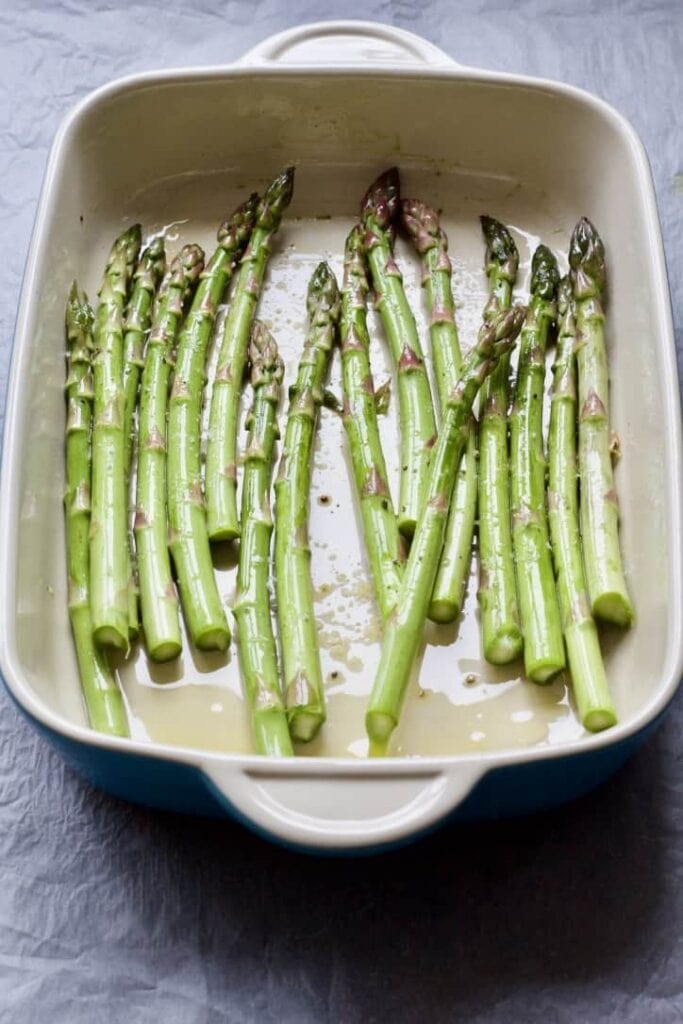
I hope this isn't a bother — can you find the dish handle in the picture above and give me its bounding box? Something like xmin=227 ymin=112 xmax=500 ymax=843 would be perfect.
xmin=201 ymin=760 xmax=483 ymax=850
xmin=237 ymin=20 xmax=460 ymax=71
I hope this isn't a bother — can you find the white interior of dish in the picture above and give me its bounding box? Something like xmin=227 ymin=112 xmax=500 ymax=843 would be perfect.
xmin=9 ymin=70 xmax=678 ymax=758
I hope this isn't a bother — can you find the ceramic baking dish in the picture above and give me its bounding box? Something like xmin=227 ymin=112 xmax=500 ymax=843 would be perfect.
xmin=1 ymin=21 xmax=681 ymax=853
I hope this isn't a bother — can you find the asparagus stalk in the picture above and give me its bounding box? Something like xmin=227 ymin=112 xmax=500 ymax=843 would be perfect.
xmin=476 ymin=216 xmax=523 ymax=664
xmin=90 ymin=224 xmax=141 ymax=650
xmin=121 ymin=237 xmax=166 ymax=641
xmin=167 ymin=196 xmax=258 ymax=650
xmin=275 ymin=262 xmax=341 ymax=742
xmin=510 ymin=245 xmax=565 ymax=682
xmin=65 ymin=284 xmax=128 ymax=735
xmin=569 ymin=217 xmax=634 ymax=627
xmin=361 ymin=168 xmax=436 ymax=537
xmin=340 ymin=224 xmax=404 ymax=620
xmin=366 ymin=306 xmax=526 ymax=755
xmin=123 ymin=237 xmax=166 ymax=474
xmin=136 ymin=244 xmax=204 ymax=662
xmin=207 ymin=167 xmax=295 ymax=541
xmin=548 ymin=278 xmax=617 ymax=730
xmin=234 ymin=322 xmax=293 ymax=756
xmin=401 ymin=198 xmax=478 ymax=622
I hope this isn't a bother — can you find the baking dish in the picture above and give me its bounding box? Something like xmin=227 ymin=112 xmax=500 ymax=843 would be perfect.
xmin=0 ymin=21 xmax=681 ymax=853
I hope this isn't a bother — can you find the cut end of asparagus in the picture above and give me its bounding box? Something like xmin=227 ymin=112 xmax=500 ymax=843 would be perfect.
xmin=361 ymin=167 xmax=400 ymax=231
xmin=583 ymin=706 xmax=618 ymax=733
xmin=306 ymin=261 xmax=341 ymax=323
xmin=592 ymin=590 xmax=634 ymax=628
xmin=288 ymin=708 xmax=325 ymax=743
xmin=217 ymin=193 xmax=260 ymax=251
xmin=92 ymin=623 xmax=129 ymax=654
xmin=484 ymin=629 xmax=523 ymax=666
xmin=569 ymin=216 xmax=606 ymax=299
xmin=480 ymin=215 xmax=519 ymax=281
xmin=428 ymin=597 xmax=460 ymax=624
xmin=527 ymin=659 xmax=565 ymax=685
xmin=365 ymin=711 xmax=395 ymax=757
xmin=148 ymin=638 xmax=183 ymax=663
xmin=400 ymin=198 xmax=442 ymax=254
xmin=257 ymin=166 xmax=296 ymax=229
xmin=530 ymin=244 xmax=560 ymax=300
xmin=194 ymin=624 xmax=231 ymax=652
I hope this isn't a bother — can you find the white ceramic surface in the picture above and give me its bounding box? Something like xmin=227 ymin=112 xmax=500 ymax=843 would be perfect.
xmin=0 ymin=22 xmax=681 ymax=849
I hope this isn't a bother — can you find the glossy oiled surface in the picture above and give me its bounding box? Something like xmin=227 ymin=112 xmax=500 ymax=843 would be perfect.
xmin=1 ymin=6 xmax=683 ymax=1023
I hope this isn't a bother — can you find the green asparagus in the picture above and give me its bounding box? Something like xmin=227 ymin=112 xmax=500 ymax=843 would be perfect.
xmin=361 ymin=168 xmax=436 ymax=537
xmin=167 ymin=196 xmax=258 ymax=650
xmin=569 ymin=217 xmax=634 ymax=627
xmin=234 ymin=322 xmax=294 ymax=756
xmin=275 ymin=262 xmax=341 ymax=742
xmin=65 ymin=284 xmax=128 ymax=735
xmin=367 ymin=305 xmax=526 ymax=756
xmin=207 ymin=167 xmax=295 ymax=541
xmin=340 ymin=223 xmax=403 ymax=620
xmin=123 ymin=237 xmax=166 ymax=474
xmin=122 ymin=236 xmax=166 ymax=640
xmin=136 ymin=244 xmax=204 ymax=662
xmin=401 ymin=198 xmax=478 ymax=622
xmin=477 ymin=216 xmax=523 ymax=664
xmin=548 ymin=278 xmax=617 ymax=730
xmin=510 ymin=244 xmax=565 ymax=682
xmin=90 ymin=224 xmax=141 ymax=651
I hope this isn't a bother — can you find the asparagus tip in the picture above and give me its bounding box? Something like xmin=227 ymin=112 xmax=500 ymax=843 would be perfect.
xmin=144 ymin=234 xmax=166 ymax=260
xmin=530 ymin=244 xmax=560 ymax=299
xmin=170 ymin=242 xmax=205 ymax=287
xmin=480 ymin=214 xmax=519 ymax=277
xmin=258 ymin=166 xmax=296 ymax=228
xmin=568 ymin=216 xmax=606 ymax=297
xmin=400 ymin=197 xmax=442 ymax=252
xmin=218 ymin=192 xmax=260 ymax=249
xmin=248 ymin=320 xmax=284 ymax=391
xmin=306 ymin=261 xmax=341 ymax=322
xmin=361 ymin=167 xmax=400 ymax=230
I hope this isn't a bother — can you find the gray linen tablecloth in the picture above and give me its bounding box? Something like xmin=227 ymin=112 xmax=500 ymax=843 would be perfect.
xmin=0 ymin=1 xmax=681 ymax=1020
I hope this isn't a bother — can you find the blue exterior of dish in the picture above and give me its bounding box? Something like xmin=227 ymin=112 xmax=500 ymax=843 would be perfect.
xmin=8 ymin=683 xmax=667 ymax=854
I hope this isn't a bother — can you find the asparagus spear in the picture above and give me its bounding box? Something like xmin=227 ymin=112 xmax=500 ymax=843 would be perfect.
xmin=510 ymin=245 xmax=565 ymax=682
xmin=121 ymin=236 xmax=166 ymax=641
xmin=366 ymin=305 xmax=526 ymax=755
xmin=207 ymin=167 xmax=295 ymax=542
xmin=340 ymin=224 xmax=404 ymax=620
xmin=569 ymin=217 xmax=634 ymax=627
xmin=548 ymin=278 xmax=617 ymax=730
xmin=401 ymin=198 xmax=478 ymax=622
xmin=234 ymin=322 xmax=293 ymax=756
xmin=361 ymin=168 xmax=436 ymax=537
xmin=123 ymin=237 xmax=166 ymax=474
xmin=275 ymin=262 xmax=341 ymax=742
xmin=65 ymin=284 xmax=128 ymax=735
xmin=136 ymin=244 xmax=204 ymax=662
xmin=90 ymin=224 xmax=141 ymax=650
xmin=167 ymin=196 xmax=258 ymax=650
xmin=476 ymin=216 xmax=523 ymax=664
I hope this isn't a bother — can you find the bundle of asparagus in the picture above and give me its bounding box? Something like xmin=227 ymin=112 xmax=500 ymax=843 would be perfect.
xmin=63 ymin=163 xmax=631 ymax=757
